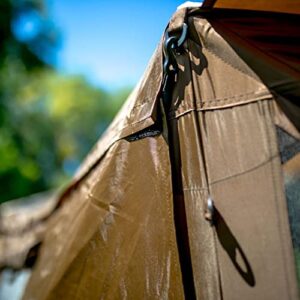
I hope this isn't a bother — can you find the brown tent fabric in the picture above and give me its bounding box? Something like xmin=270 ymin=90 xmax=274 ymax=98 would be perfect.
xmin=0 ymin=192 xmax=58 ymax=270
xmin=199 ymin=9 xmax=300 ymax=131
xmin=22 ymin=4 xmax=300 ymax=300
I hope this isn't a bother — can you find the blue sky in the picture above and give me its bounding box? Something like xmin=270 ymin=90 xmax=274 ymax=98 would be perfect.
xmin=49 ymin=0 xmax=186 ymax=90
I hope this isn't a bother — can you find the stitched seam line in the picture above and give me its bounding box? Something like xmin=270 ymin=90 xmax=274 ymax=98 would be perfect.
xmin=169 ymin=91 xmax=272 ymax=115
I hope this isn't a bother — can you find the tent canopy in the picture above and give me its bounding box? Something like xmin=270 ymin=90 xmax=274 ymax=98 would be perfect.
xmin=2 ymin=3 xmax=299 ymax=300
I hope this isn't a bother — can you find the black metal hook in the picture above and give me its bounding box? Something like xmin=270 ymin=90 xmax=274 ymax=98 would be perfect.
xmin=165 ymin=23 xmax=188 ymax=48
xmin=163 ymin=23 xmax=188 ymax=74
xmin=163 ymin=36 xmax=178 ymax=73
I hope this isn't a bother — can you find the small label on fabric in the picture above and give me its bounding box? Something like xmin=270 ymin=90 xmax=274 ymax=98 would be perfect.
xmin=125 ymin=125 xmax=161 ymax=142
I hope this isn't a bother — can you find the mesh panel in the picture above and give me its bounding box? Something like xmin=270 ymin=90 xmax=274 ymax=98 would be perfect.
xmin=277 ymin=126 xmax=300 ymax=286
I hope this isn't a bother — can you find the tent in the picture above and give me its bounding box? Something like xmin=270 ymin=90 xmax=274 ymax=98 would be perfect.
xmin=18 ymin=1 xmax=300 ymax=299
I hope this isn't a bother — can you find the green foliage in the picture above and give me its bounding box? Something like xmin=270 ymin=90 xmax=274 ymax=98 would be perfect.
xmin=0 ymin=0 xmax=130 ymax=203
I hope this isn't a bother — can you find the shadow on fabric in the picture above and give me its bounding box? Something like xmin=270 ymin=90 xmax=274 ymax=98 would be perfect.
xmin=214 ymin=208 xmax=256 ymax=287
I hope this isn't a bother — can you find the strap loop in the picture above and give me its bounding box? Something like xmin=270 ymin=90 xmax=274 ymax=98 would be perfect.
xmin=168 ymin=8 xmax=188 ymax=35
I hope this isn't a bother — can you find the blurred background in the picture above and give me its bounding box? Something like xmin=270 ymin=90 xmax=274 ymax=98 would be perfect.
xmin=0 ymin=0 xmax=184 ymax=204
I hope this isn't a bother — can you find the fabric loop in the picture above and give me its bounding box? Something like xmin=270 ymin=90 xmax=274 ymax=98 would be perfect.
xmin=168 ymin=8 xmax=188 ymax=35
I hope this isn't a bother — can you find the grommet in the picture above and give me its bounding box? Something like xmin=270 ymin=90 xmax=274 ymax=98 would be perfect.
xmin=205 ymin=196 xmax=215 ymax=226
